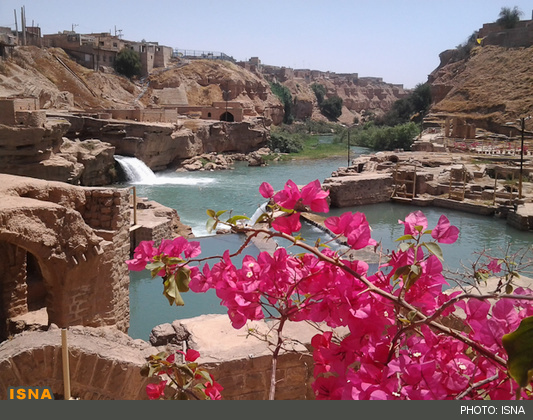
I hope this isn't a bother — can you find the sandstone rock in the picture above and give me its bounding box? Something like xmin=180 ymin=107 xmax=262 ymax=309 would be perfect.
xmin=183 ymin=161 xmax=203 ymax=171
xmin=149 ymin=323 xmax=177 ymax=346
xmin=171 ymin=320 xmax=191 ymax=341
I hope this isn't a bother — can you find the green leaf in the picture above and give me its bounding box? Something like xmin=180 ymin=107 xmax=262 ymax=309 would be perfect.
xmin=392 ymin=264 xmax=412 ymax=282
xmin=146 ymin=261 xmax=165 ymax=278
xmin=206 ymin=217 xmax=217 ymax=233
xmin=163 ymin=274 xmax=185 ymax=306
xmin=206 ymin=209 xmax=216 ymax=218
xmin=216 ymin=210 xmax=227 ymax=217
xmin=396 ymin=234 xmax=415 ymax=242
xmin=194 ymin=368 xmax=212 ymax=384
xmin=502 ymin=316 xmax=533 ymax=388
xmin=226 ymin=215 xmax=250 ymax=225
xmin=422 ymin=242 xmax=444 ymax=261
xmin=176 ymin=267 xmax=191 ymax=293
xmin=399 ymin=243 xmax=411 ymax=252
xmin=404 ymin=264 xmax=422 ymax=292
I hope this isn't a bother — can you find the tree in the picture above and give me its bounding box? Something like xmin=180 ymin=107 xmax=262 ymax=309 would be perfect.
xmin=114 ymin=48 xmax=142 ymax=78
xmin=270 ymin=82 xmax=294 ymax=124
xmin=311 ymin=83 xmax=326 ymax=105
xmin=496 ymin=6 xmax=523 ymax=29
xmin=319 ymin=95 xmax=343 ymax=121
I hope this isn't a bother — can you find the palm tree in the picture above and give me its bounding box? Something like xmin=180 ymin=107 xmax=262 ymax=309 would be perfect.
xmin=496 ymin=6 xmax=523 ymax=29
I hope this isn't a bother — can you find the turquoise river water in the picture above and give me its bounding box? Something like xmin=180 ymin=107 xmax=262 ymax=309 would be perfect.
xmin=117 ymin=143 xmax=532 ymax=340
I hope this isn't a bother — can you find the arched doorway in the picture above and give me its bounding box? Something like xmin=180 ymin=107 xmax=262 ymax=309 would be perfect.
xmin=220 ymin=112 xmax=234 ymax=122
xmin=0 ymin=241 xmax=49 ymax=341
xmin=26 ymin=253 xmax=46 ymax=311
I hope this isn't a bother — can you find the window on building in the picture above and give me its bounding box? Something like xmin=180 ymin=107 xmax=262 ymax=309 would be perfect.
xmin=99 ymin=41 xmax=104 ymax=46
xmin=113 ymin=42 xmax=118 ymax=47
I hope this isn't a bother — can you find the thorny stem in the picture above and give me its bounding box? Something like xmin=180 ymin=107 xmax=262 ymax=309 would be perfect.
xmin=269 ymin=316 xmax=287 ymax=400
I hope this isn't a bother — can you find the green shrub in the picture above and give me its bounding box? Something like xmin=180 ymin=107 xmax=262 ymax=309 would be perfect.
xmin=311 ymin=83 xmax=326 ymax=105
xmin=270 ymin=82 xmax=294 ymax=124
xmin=268 ymin=132 xmax=305 ymax=153
xmin=319 ymin=96 xmax=343 ymax=121
xmin=114 ymin=48 xmax=142 ymax=78
xmin=339 ymin=122 xmax=420 ymax=151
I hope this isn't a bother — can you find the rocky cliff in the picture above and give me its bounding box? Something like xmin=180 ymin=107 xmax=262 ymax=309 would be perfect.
xmin=0 ymin=119 xmax=117 ymax=185
xmin=427 ymin=44 xmax=533 ymax=133
xmin=278 ymin=75 xmax=409 ymax=125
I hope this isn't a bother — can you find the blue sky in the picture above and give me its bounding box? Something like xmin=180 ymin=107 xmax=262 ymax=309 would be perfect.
xmin=1 ymin=1 xmax=531 ymax=88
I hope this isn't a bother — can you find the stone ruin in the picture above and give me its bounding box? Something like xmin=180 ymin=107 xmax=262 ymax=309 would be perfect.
xmin=0 ymin=174 xmax=131 ymax=341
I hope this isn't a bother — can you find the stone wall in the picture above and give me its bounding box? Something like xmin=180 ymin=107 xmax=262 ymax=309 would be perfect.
xmin=323 ymin=173 xmax=394 ymax=207
xmin=0 ymin=175 xmax=131 ymax=339
xmin=0 ymin=327 xmax=152 ymax=400
xmin=0 ymin=316 xmax=318 ymax=400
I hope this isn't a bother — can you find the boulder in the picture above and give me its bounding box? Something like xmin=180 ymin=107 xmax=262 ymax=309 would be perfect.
xmin=149 ymin=323 xmax=176 ymax=346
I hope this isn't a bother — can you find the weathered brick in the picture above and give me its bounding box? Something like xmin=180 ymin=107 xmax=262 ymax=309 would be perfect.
xmin=90 ymin=357 xmax=112 ymax=390
xmin=244 ymin=371 xmax=267 ymax=392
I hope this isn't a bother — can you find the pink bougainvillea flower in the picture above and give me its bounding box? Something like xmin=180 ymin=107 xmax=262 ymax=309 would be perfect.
xmin=487 ymin=259 xmax=502 ymax=273
xmin=126 ymin=240 xmax=157 ymax=271
xmin=204 ymin=377 xmax=224 ymax=400
xmin=272 ymin=179 xmax=329 ymax=212
xmin=273 ymin=179 xmax=301 ymax=209
xmin=300 ymin=179 xmax=330 ymax=213
xmin=184 ymin=349 xmax=200 ymax=362
xmin=146 ymin=380 xmax=167 ymax=400
xmin=399 ymin=211 xmax=428 ymax=236
xmin=431 ymin=215 xmax=459 ymax=244
xmin=324 ymin=212 xmax=376 ymax=250
xmin=271 ymin=212 xmax=301 ymax=234
xmin=259 ymin=181 xmax=274 ymax=199
xmin=158 ymin=236 xmax=201 ymax=259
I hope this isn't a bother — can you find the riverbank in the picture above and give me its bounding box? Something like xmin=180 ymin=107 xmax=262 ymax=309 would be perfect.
xmin=323 ymin=150 xmax=533 ymax=231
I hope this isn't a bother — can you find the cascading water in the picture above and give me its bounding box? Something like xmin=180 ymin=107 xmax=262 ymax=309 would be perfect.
xmin=114 ymin=155 xmax=217 ymax=186
xmin=114 ymin=155 xmax=157 ymax=184
xmin=248 ymin=202 xmax=269 ymax=226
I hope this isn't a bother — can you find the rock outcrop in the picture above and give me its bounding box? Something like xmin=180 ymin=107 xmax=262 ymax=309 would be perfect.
xmin=0 ymin=118 xmax=117 ymax=186
xmin=58 ymin=114 xmax=270 ymax=171
xmin=427 ymin=45 xmax=533 ymax=133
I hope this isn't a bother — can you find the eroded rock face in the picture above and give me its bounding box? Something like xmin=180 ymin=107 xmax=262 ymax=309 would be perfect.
xmin=0 ymin=120 xmax=117 ymax=186
xmin=61 ymin=115 xmax=270 ymax=171
xmin=0 ymin=174 xmax=131 ymax=340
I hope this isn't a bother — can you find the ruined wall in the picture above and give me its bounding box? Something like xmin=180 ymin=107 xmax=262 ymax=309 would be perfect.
xmin=0 ymin=316 xmax=317 ymax=400
xmin=0 ymin=327 xmax=151 ymax=400
xmin=323 ymin=173 xmax=394 ymax=207
xmin=0 ymin=175 xmax=131 ymax=338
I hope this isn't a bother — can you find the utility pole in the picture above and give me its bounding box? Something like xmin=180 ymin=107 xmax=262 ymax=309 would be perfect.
xmin=21 ymin=6 xmax=26 ymax=46
xmin=13 ymin=9 xmax=18 ymax=44
xmin=71 ymin=24 xmax=79 ymax=33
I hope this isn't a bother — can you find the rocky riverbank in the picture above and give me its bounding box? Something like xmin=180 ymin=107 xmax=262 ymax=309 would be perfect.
xmin=322 ymin=149 xmax=533 ymax=231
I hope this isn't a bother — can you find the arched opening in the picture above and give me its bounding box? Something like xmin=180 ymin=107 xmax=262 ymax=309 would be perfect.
xmin=220 ymin=112 xmax=234 ymax=122
xmin=0 ymin=241 xmax=49 ymax=341
xmin=26 ymin=253 xmax=46 ymax=311
xmin=207 ymin=112 xmax=212 ymax=118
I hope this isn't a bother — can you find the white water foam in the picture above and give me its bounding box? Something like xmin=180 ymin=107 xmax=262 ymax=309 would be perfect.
xmin=114 ymin=155 xmax=216 ymax=186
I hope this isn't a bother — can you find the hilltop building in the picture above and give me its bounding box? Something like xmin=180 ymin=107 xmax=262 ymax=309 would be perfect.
xmin=43 ymin=31 xmax=172 ymax=76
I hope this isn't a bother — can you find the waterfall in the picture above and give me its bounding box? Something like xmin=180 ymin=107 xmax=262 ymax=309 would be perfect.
xmin=114 ymin=155 xmax=157 ymax=184
xmin=248 ymin=202 xmax=269 ymax=226
xmin=114 ymin=155 xmax=217 ymax=186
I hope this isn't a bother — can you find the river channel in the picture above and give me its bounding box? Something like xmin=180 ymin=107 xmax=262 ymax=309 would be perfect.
xmin=121 ymin=145 xmax=532 ymax=340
